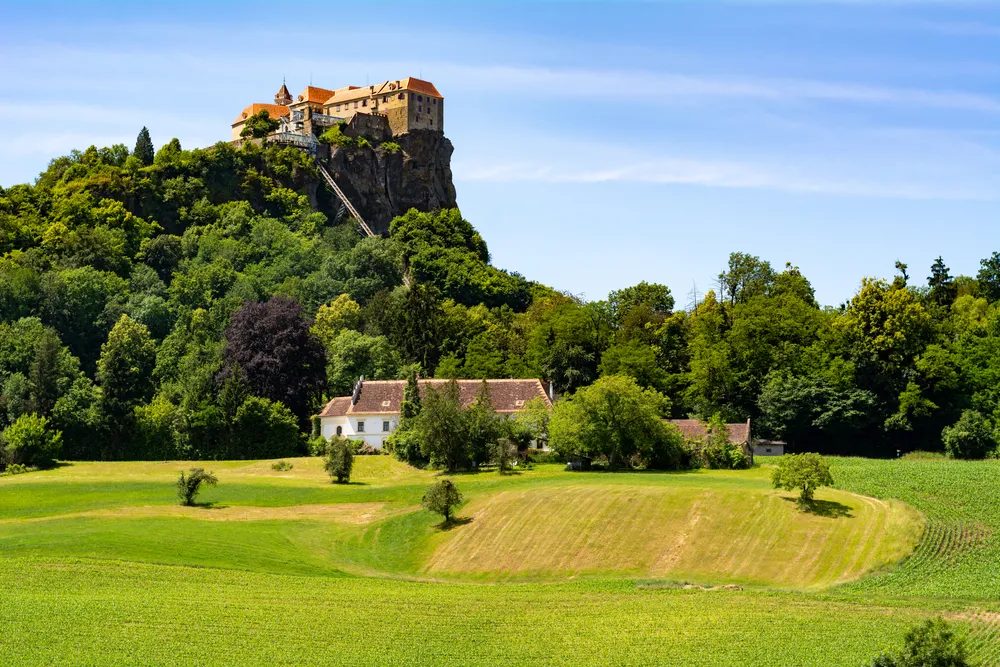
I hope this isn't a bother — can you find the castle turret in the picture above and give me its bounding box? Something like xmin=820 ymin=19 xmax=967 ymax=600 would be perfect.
xmin=274 ymin=82 xmax=292 ymax=106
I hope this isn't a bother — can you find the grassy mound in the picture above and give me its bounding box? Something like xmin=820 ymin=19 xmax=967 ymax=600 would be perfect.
xmin=426 ymin=484 xmax=922 ymax=587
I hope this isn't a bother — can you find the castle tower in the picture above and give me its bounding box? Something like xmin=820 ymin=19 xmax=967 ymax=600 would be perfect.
xmin=274 ymin=81 xmax=292 ymax=106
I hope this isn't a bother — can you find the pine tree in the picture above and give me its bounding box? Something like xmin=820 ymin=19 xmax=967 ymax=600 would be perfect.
xmin=927 ymin=256 xmax=956 ymax=306
xmin=134 ymin=127 xmax=154 ymax=166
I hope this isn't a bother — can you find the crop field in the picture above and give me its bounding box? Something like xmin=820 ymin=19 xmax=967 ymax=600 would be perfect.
xmin=2 ymin=456 xmax=999 ymax=666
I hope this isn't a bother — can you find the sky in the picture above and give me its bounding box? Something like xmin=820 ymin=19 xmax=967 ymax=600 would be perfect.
xmin=0 ymin=1 xmax=997 ymax=307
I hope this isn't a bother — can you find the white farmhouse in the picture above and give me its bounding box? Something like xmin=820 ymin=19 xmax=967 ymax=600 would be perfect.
xmin=316 ymin=378 xmax=552 ymax=450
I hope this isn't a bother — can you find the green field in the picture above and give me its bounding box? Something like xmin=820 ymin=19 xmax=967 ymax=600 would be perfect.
xmin=2 ymin=456 xmax=999 ymax=665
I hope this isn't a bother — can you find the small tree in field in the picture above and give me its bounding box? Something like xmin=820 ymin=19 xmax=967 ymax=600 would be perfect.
xmin=771 ymin=453 xmax=833 ymax=507
xmin=324 ymin=437 xmax=354 ymax=484
xmin=869 ymin=618 xmax=968 ymax=667
xmin=422 ymin=479 xmax=463 ymax=523
xmin=177 ymin=468 xmax=218 ymax=506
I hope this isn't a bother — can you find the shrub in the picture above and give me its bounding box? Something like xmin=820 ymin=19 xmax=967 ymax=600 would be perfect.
xmin=324 ymin=436 xmax=354 ymax=483
xmin=176 ymin=468 xmax=218 ymax=506
xmin=422 ymin=479 xmax=464 ymax=523
xmin=772 ymin=453 xmax=833 ymax=506
xmin=308 ymin=435 xmax=329 ymax=457
xmin=271 ymin=460 xmax=293 ymax=471
xmin=0 ymin=463 xmax=31 ymax=476
xmin=869 ymin=618 xmax=968 ymax=667
xmin=319 ymin=125 xmax=354 ymax=148
xmin=2 ymin=413 xmax=62 ymax=469
xmin=941 ymin=410 xmax=997 ymax=460
xmin=381 ymin=141 xmax=402 ymax=154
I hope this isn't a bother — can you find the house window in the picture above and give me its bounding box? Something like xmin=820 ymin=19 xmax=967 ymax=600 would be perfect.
xmin=383 ymin=420 xmax=390 ymax=432
xmin=336 ymin=426 xmax=342 ymax=436
xmin=357 ymin=420 xmax=365 ymax=432
xmin=765 ymin=448 xmax=772 ymax=453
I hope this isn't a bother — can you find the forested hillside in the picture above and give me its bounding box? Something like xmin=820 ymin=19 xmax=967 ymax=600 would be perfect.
xmin=1 ymin=132 xmax=1000 ymax=463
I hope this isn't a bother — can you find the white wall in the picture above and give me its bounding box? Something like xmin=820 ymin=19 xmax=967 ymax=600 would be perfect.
xmin=320 ymin=413 xmax=398 ymax=450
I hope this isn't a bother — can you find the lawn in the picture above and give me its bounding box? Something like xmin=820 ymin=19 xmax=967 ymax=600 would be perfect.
xmin=1 ymin=456 xmax=999 ymax=665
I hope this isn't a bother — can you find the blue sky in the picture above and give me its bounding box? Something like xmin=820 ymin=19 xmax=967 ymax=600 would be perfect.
xmin=1 ymin=1 xmax=997 ymax=306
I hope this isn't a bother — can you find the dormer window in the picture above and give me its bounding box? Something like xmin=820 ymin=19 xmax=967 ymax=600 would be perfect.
xmin=515 ymin=400 xmax=525 ymax=407
xmin=381 ymin=400 xmax=391 ymax=407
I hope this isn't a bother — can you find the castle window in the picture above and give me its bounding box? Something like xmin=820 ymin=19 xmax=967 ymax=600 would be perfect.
xmin=418 ymin=106 xmax=422 ymax=112
xmin=354 ymin=102 xmax=359 ymax=109
xmin=398 ymin=93 xmax=405 ymax=100
xmin=383 ymin=96 xmax=388 ymax=103
xmin=362 ymin=99 xmax=367 ymax=107
xmin=417 ymin=95 xmax=423 ymax=102
xmin=430 ymin=120 xmax=433 ymax=126
xmin=433 ymin=99 xmax=437 ymax=104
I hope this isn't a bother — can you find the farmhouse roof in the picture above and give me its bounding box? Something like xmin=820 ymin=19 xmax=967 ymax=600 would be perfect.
xmin=665 ymin=419 xmax=750 ymax=445
xmin=232 ymin=103 xmax=291 ymax=126
xmin=317 ymin=379 xmax=551 ymax=417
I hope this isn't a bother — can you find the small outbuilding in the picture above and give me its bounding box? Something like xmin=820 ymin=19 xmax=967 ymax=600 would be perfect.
xmin=753 ymin=440 xmax=786 ymax=457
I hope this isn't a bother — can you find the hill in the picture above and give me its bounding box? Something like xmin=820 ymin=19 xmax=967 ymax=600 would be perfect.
xmin=2 ymin=457 xmax=999 ymax=665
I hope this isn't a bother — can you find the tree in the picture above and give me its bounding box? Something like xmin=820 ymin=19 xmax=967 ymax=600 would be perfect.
xmin=176 ymin=467 xmax=218 ymax=506
xmin=324 ymin=436 xmax=354 ymax=483
xmin=323 ymin=329 xmax=401 ymax=397
xmin=413 ymin=380 xmax=468 ymax=472
xmin=977 ymin=251 xmax=1000 ymax=303
xmin=869 ymin=619 xmax=969 ymax=667
xmin=771 ymin=453 xmax=834 ymax=506
xmin=492 ymin=436 xmax=517 ymax=474
xmin=465 ymin=379 xmax=501 ymax=467
xmin=701 ymin=415 xmax=748 ymax=470
xmin=2 ymin=413 xmax=62 ymax=468
xmin=97 ymin=314 xmax=157 ymax=459
xmin=548 ymin=375 xmax=677 ymax=470
xmin=221 ymin=297 xmax=326 ymax=427
xmin=230 ymin=396 xmax=299 ymax=459
xmin=240 ymin=110 xmax=281 ymax=140
xmin=386 ymin=367 xmax=425 ymax=465
xmin=927 ymin=256 xmax=957 ymax=306
xmin=312 ymin=294 xmax=363 ymax=348
xmin=941 ymin=410 xmax=997 ymax=460
xmin=133 ymin=127 xmax=154 ymax=166
xmin=515 ymin=395 xmax=551 ymax=449
xmin=422 ymin=479 xmax=464 ymax=523
xmin=607 ymin=281 xmax=674 ymax=326
xmin=717 ymin=252 xmax=775 ymax=307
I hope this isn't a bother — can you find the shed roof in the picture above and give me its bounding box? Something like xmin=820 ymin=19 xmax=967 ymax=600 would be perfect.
xmin=665 ymin=419 xmax=750 ymax=445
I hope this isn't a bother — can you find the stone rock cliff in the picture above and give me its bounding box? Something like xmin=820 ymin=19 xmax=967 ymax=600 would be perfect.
xmin=317 ymin=130 xmax=457 ymax=234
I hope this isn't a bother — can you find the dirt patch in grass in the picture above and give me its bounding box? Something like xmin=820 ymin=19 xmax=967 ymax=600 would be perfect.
xmin=0 ymin=503 xmax=415 ymax=525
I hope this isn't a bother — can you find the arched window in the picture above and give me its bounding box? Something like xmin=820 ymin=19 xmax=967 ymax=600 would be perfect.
xmin=336 ymin=425 xmax=342 ymax=436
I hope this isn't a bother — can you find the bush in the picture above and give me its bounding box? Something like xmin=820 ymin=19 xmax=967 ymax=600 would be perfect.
xmin=422 ymin=479 xmax=464 ymax=523
xmin=527 ymin=449 xmax=563 ymax=465
xmin=231 ymin=397 xmax=300 ymax=459
xmin=308 ymin=435 xmax=329 ymax=457
xmin=271 ymin=460 xmax=293 ymax=471
xmin=0 ymin=463 xmax=32 ymax=476
xmin=772 ymin=453 xmax=833 ymax=506
xmin=941 ymin=410 xmax=997 ymax=460
xmin=319 ymin=125 xmax=354 ymax=148
xmin=324 ymin=436 xmax=354 ymax=483
xmin=176 ymin=468 xmax=218 ymax=506
xmin=381 ymin=141 xmax=402 ymax=154
xmin=869 ymin=618 xmax=968 ymax=667
xmin=2 ymin=413 xmax=62 ymax=469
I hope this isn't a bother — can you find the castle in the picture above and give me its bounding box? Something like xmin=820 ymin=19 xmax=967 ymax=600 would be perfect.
xmin=232 ymin=77 xmax=444 ymax=142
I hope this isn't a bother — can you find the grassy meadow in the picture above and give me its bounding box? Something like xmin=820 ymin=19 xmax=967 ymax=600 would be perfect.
xmin=1 ymin=456 xmax=999 ymax=665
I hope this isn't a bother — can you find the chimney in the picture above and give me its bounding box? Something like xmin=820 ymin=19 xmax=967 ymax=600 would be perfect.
xmin=548 ymin=380 xmax=554 ymax=402
xmin=351 ymin=375 xmax=365 ymax=405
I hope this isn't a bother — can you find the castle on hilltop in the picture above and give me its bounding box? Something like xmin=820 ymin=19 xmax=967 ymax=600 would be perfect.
xmin=232 ymin=77 xmax=444 ymax=142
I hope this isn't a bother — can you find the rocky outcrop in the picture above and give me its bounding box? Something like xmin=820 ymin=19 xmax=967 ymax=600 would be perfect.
xmin=319 ymin=130 xmax=457 ymax=234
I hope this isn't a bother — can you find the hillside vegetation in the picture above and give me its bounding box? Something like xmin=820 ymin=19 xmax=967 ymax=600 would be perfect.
xmin=3 ymin=135 xmax=1000 ymax=471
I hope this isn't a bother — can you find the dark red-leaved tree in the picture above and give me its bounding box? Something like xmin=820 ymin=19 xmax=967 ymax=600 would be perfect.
xmin=220 ymin=297 xmax=326 ymax=428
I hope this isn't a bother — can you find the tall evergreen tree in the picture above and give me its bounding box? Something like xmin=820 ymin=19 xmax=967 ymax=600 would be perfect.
xmin=134 ymin=127 xmax=154 ymax=166
xmin=928 ymin=256 xmax=956 ymax=306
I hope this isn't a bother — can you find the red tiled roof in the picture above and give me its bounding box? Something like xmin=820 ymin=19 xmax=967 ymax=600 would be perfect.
xmin=317 ymin=379 xmax=550 ymax=417
xmin=232 ymin=103 xmax=290 ymax=126
xmin=665 ymin=419 xmax=750 ymax=445
xmin=401 ymin=77 xmax=442 ymax=98
xmin=296 ymin=86 xmax=337 ymax=104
